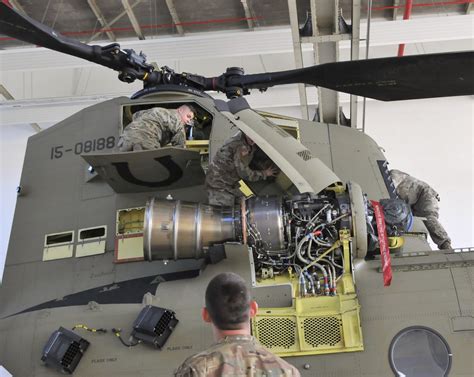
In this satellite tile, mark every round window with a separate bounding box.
[389,326,452,377]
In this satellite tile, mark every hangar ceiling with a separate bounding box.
[0,0,473,128]
[0,0,471,48]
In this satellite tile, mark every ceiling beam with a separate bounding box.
[88,0,142,43]
[0,85,42,132]
[287,0,309,120]
[350,0,361,128]
[121,0,145,40]
[87,0,117,42]
[309,0,340,125]
[393,0,400,20]
[241,0,255,29]
[165,0,184,36]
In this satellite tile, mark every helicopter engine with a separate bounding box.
[244,192,351,294]
[143,187,411,296]
[143,188,355,295]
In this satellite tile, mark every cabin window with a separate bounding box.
[45,231,74,246]
[389,326,452,377]
[79,226,106,240]
[76,226,107,258]
[43,231,75,261]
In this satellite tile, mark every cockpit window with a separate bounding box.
[389,326,452,377]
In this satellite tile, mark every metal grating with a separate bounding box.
[256,317,296,349]
[297,149,313,161]
[303,316,342,347]
[377,160,397,199]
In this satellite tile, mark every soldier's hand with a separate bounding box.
[263,166,278,178]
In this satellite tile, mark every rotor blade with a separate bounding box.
[231,52,474,101]
[0,3,123,71]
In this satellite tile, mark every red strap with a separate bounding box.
[370,200,392,286]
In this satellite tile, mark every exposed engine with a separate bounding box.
[244,192,350,296]
[143,184,412,297]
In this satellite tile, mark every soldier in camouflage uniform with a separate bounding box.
[205,132,278,206]
[174,272,301,377]
[117,104,195,151]
[390,169,452,249]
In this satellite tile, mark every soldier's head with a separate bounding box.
[177,104,196,126]
[202,272,258,331]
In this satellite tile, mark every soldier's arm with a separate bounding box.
[170,128,186,147]
[234,146,266,181]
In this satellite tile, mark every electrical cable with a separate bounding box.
[72,324,107,333]
[112,328,141,347]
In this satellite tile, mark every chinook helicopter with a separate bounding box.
[1,3,474,377]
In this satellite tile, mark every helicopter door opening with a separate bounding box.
[80,102,212,193]
[121,101,214,146]
[244,115,301,196]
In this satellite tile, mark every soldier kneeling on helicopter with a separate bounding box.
[117,104,195,151]
[390,169,452,250]
[174,272,301,376]
[205,131,278,206]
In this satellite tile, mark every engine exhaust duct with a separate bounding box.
[143,197,240,261]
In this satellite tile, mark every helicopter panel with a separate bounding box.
[328,125,390,200]
[82,147,205,193]
[297,118,334,171]
[220,98,340,194]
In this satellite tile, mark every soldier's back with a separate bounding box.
[122,107,182,149]
[391,169,431,206]
[206,132,249,190]
[174,335,300,377]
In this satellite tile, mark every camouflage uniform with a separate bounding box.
[205,132,267,206]
[174,335,300,377]
[117,107,186,151]
[390,169,451,249]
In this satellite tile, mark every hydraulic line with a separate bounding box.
[303,241,341,272]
